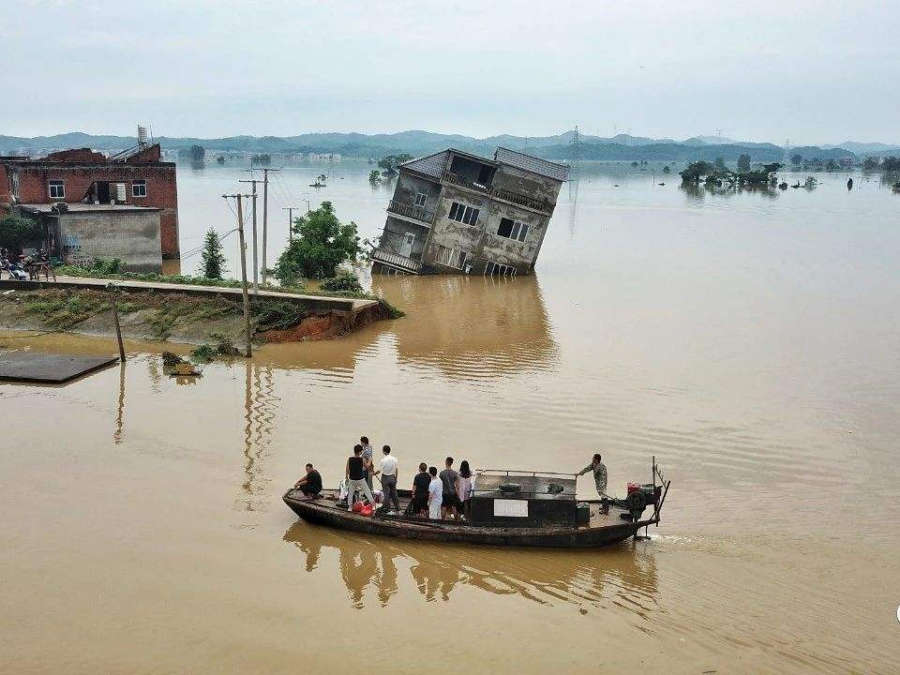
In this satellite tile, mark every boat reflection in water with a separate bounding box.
[283,522,658,615]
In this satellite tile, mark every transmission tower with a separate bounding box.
[570,125,582,177]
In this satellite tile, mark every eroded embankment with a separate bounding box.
[0,287,388,346]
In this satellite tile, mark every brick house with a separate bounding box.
[0,143,179,262]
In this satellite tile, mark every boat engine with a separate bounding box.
[618,483,662,521]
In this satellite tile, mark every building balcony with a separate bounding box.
[386,200,436,226]
[491,186,552,214]
[441,170,492,194]
[372,248,422,274]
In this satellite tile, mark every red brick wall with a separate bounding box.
[13,164,180,258]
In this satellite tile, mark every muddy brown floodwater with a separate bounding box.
[2,164,900,674]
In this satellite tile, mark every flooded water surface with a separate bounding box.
[2,164,899,673]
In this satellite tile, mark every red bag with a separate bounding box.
[352,501,365,513]
[360,504,373,516]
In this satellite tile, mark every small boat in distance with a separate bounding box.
[283,459,671,549]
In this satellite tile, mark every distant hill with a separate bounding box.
[0,129,865,163]
[830,141,900,155]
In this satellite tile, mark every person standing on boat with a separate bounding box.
[412,463,431,516]
[360,436,375,489]
[439,457,460,520]
[375,445,400,512]
[346,444,376,511]
[578,454,608,497]
[456,460,474,520]
[427,466,443,520]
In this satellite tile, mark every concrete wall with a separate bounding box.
[59,210,163,273]
[493,164,563,206]
[392,173,442,214]
[423,185,548,274]
[381,216,429,259]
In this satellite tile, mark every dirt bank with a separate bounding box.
[0,287,387,346]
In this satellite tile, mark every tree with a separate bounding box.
[662,165,671,174]
[0,214,44,251]
[714,156,727,170]
[273,201,361,282]
[862,156,881,171]
[190,145,205,163]
[199,228,227,279]
[368,170,381,183]
[737,154,751,172]
[791,153,802,166]
[825,159,838,172]
[882,156,900,172]
[377,154,413,174]
[216,156,225,165]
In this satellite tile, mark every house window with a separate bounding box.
[414,192,427,207]
[48,180,65,199]
[132,179,147,198]
[497,218,529,243]
[485,261,517,277]
[435,244,468,270]
[448,201,480,226]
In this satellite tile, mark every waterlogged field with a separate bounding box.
[2,163,899,674]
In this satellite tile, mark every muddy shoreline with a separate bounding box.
[0,287,388,346]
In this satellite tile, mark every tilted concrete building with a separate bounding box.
[371,148,568,275]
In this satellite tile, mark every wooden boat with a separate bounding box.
[283,461,671,549]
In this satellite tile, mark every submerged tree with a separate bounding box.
[273,201,361,282]
[199,228,227,279]
[737,154,751,172]
[377,154,413,175]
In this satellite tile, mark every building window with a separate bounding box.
[435,244,468,270]
[48,180,65,199]
[448,201,479,226]
[486,261,517,277]
[10,172,19,199]
[414,192,427,207]
[497,218,529,243]
[132,179,147,198]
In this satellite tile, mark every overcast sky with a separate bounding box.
[3,1,898,144]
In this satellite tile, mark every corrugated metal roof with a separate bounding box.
[494,147,570,182]
[399,151,449,180]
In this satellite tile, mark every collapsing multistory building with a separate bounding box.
[371,148,568,276]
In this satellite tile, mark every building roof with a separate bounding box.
[494,147,570,182]
[19,203,160,214]
[399,151,449,180]
[401,146,571,183]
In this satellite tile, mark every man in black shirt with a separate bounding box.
[346,444,376,511]
[411,462,431,516]
[294,463,322,499]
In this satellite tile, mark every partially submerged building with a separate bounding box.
[0,139,179,272]
[371,148,568,276]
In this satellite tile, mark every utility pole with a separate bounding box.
[238,177,259,292]
[222,193,254,357]
[260,168,280,286]
[282,206,301,242]
[106,282,126,363]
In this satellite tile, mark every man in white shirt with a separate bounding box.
[427,466,443,520]
[374,445,400,512]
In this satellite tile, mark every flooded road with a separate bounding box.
[3,164,899,673]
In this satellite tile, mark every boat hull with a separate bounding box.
[283,491,655,549]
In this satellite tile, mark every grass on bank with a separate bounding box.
[54,263,405,320]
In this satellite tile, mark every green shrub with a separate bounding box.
[191,343,217,363]
[320,272,363,294]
